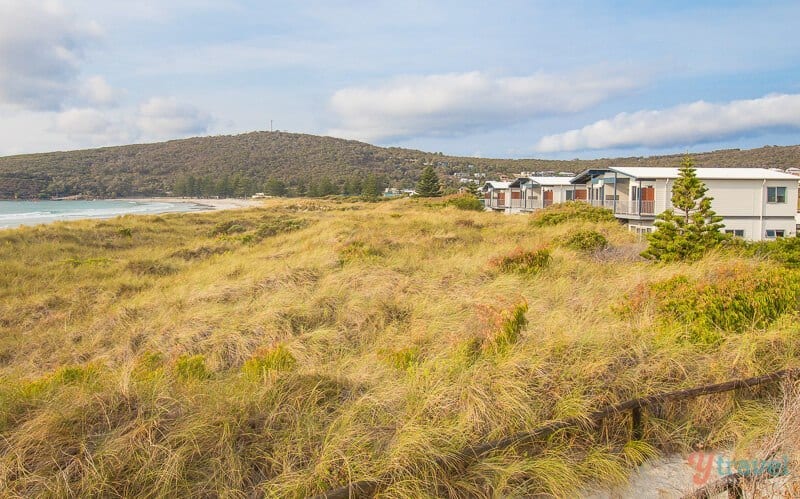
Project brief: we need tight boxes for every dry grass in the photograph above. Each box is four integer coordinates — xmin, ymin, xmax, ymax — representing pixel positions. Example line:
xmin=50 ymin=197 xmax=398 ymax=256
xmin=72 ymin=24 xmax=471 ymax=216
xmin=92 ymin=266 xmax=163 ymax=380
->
xmin=0 ymin=198 xmax=797 ymax=497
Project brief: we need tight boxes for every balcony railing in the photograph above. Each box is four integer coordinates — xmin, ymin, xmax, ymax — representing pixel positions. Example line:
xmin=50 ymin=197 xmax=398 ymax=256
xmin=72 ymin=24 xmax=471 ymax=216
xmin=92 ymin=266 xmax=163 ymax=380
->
xmin=588 ymin=199 xmax=655 ymax=216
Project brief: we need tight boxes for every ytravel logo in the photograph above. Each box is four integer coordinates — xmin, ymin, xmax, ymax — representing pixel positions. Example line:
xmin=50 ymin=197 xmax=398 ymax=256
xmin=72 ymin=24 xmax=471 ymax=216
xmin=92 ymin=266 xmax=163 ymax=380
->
xmin=688 ymin=451 xmax=790 ymax=486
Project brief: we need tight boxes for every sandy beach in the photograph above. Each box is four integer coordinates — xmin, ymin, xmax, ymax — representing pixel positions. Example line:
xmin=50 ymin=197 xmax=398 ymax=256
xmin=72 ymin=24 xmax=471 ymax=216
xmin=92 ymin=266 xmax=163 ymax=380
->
xmin=122 ymin=197 xmax=264 ymax=212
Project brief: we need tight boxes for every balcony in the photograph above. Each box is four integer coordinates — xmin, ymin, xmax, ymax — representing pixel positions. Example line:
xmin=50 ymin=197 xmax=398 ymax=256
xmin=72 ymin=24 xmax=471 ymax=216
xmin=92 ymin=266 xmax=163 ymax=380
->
xmin=589 ymin=199 xmax=654 ymax=216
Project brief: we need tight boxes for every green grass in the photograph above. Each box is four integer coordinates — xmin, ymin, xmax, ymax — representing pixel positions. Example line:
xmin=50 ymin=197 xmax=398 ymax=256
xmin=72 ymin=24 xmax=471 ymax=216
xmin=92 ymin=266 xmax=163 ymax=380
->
xmin=0 ymin=199 xmax=796 ymax=497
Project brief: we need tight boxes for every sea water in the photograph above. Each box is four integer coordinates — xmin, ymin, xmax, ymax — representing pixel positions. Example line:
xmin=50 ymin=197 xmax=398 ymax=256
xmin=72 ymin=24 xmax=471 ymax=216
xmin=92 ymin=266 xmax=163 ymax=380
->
xmin=0 ymin=200 xmax=206 ymax=229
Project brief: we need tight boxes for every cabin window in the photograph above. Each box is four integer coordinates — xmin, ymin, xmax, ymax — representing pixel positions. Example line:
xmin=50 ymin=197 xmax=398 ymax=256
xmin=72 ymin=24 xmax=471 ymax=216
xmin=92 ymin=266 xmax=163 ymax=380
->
xmin=767 ymin=186 xmax=787 ymax=203
xmin=765 ymin=229 xmax=785 ymax=238
xmin=565 ymin=190 xmax=575 ymax=201
xmin=724 ymin=229 xmax=744 ymax=238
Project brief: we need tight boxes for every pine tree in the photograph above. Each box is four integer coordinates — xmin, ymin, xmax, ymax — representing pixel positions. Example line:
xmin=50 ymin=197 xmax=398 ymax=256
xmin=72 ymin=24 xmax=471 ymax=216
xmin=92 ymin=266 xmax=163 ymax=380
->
xmin=416 ymin=165 xmax=442 ymax=197
xmin=464 ymin=181 xmax=480 ymax=198
xmin=361 ymin=174 xmax=380 ymax=199
xmin=642 ymin=156 xmax=728 ymax=261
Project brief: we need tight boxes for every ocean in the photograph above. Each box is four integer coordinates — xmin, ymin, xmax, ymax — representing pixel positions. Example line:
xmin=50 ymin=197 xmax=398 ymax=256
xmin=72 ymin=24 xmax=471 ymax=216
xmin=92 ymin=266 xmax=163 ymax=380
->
xmin=0 ymin=199 xmax=207 ymax=229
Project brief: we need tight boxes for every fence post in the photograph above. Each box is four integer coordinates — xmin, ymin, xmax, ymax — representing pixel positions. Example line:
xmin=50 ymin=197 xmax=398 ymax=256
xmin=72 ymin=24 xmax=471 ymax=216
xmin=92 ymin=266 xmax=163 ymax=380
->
xmin=631 ymin=406 xmax=643 ymax=440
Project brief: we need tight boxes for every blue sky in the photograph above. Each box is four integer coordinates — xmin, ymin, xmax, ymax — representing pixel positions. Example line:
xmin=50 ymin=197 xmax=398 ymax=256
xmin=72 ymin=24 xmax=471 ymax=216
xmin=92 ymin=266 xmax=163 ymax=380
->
xmin=1 ymin=1 xmax=799 ymax=160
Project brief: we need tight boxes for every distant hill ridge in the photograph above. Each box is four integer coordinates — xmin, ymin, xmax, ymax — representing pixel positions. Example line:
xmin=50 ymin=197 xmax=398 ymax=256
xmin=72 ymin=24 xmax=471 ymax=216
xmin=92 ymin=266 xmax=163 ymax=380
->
xmin=0 ymin=130 xmax=798 ymax=199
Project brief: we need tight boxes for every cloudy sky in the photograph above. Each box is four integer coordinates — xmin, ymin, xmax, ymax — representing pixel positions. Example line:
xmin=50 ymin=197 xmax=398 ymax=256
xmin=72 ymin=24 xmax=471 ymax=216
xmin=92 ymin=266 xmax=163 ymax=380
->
xmin=1 ymin=0 xmax=799 ymax=159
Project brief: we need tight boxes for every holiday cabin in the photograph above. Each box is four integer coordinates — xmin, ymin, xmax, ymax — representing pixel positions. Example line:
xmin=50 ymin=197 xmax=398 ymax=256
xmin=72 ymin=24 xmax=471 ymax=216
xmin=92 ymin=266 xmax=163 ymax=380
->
xmin=505 ymin=177 xmax=587 ymax=213
xmin=570 ymin=167 xmax=799 ymax=241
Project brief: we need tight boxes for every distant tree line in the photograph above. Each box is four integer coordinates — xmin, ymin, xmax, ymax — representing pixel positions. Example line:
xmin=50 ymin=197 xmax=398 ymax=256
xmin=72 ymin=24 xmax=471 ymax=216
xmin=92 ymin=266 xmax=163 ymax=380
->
xmin=173 ymin=173 xmax=389 ymax=198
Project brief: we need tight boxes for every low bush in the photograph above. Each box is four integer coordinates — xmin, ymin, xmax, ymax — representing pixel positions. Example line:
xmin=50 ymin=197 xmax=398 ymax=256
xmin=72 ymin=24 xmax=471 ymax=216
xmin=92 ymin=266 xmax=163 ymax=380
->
xmin=745 ymin=237 xmax=800 ymax=268
xmin=623 ymin=265 xmax=800 ymax=345
xmin=256 ymin=218 xmax=308 ymax=238
xmin=126 ymin=259 xmax=177 ymax=276
xmin=491 ymin=247 xmax=551 ymax=275
xmin=242 ymin=345 xmax=297 ymax=381
xmin=564 ymin=230 xmax=608 ymax=252
xmin=530 ymin=201 xmax=615 ymax=227
xmin=339 ymin=240 xmax=383 ymax=263
xmin=174 ymin=354 xmax=210 ymax=381
xmin=209 ymin=220 xmax=250 ymax=237
xmin=444 ymin=194 xmax=484 ymax=211
xmin=378 ymin=346 xmax=420 ymax=371
xmin=489 ymin=302 xmax=528 ymax=353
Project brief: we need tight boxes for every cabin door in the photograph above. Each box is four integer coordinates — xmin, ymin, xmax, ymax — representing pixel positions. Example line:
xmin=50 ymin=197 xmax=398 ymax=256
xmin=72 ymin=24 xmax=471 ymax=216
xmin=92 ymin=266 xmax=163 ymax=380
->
xmin=640 ymin=187 xmax=655 ymax=214
xmin=575 ymin=189 xmax=587 ymax=200
xmin=544 ymin=190 xmax=554 ymax=207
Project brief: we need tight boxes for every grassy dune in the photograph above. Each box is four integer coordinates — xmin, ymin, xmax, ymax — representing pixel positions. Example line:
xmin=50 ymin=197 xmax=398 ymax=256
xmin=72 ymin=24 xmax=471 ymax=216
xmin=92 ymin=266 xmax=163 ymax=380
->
xmin=0 ymin=198 xmax=798 ymax=497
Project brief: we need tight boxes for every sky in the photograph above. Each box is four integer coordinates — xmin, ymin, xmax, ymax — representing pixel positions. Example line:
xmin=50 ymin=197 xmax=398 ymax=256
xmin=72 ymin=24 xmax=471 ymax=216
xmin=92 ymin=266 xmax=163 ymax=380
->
xmin=1 ymin=0 xmax=799 ymax=160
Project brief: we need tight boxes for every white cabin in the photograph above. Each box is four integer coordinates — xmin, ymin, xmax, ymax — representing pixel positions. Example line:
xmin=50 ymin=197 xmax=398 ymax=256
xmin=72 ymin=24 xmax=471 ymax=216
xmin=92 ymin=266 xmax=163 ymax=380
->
xmin=571 ymin=167 xmax=799 ymax=241
xmin=505 ymin=177 xmax=587 ymax=213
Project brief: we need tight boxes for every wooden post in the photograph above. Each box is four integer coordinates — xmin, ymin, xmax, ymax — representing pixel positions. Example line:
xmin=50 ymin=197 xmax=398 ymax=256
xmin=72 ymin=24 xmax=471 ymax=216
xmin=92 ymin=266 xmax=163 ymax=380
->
xmin=631 ymin=406 xmax=643 ymax=440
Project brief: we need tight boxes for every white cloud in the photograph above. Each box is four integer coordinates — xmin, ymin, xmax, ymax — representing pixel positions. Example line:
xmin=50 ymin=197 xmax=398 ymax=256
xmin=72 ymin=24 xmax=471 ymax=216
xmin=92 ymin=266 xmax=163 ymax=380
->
xmin=0 ymin=0 xmax=102 ymax=110
xmin=327 ymin=71 xmax=639 ymax=142
xmin=137 ymin=97 xmax=213 ymax=139
xmin=55 ymin=108 xmax=110 ymax=135
xmin=535 ymin=93 xmax=800 ymax=152
xmin=80 ymin=76 xmax=120 ymax=106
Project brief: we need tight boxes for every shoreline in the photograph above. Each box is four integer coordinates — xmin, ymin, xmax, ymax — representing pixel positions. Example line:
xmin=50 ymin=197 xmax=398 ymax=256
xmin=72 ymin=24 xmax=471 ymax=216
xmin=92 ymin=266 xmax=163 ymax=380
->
xmin=0 ymin=197 xmax=263 ymax=231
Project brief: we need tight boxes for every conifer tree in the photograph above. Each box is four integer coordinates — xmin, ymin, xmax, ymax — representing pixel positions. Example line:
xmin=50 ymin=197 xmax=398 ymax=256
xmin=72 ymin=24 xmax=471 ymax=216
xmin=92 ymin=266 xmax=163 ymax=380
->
xmin=464 ymin=181 xmax=480 ymax=198
xmin=642 ymin=156 xmax=727 ymax=261
xmin=416 ymin=165 xmax=442 ymax=197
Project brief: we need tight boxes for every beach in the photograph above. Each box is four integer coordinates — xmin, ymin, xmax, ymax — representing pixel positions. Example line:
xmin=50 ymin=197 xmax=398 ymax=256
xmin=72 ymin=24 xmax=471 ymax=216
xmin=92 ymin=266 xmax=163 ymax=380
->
xmin=122 ymin=197 xmax=263 ymax=212
xmin=0 ymin=197 xmax=263 ymax=229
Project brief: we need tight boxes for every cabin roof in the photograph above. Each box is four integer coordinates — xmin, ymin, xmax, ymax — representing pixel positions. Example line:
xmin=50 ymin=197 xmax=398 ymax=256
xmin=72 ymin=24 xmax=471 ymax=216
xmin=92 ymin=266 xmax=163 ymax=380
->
xmin=509 ymin=176 xmax=575 ymax=187
xmin=572 ymin=167 xmax=799 ymax=183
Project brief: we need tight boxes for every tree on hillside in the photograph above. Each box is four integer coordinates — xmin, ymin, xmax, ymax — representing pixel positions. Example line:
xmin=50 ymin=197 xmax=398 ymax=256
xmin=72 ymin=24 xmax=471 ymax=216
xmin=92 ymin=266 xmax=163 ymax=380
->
xmin=642 ymin=156 xmax=728 ymax=261
xmin=264 ymin=178 xmax=287 ymax=197
xmin=416 ymin=165 xmax=442 ymax=197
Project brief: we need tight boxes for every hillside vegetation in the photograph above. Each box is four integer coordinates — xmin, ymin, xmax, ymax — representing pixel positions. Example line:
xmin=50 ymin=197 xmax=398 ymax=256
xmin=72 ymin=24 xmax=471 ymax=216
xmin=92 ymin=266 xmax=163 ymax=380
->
xmin=1 ymin=130 xmax=799 ymax=198
xmin=1 ymin=199 xmax=799 ymax=496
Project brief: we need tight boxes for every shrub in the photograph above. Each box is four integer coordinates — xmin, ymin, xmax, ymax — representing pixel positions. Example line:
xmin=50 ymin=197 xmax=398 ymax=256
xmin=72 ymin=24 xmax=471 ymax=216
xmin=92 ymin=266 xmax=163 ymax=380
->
xmin=20 ymin=364 xmax=99 ymax=399
xmin=209 ymin=220 xmax=250 ymax=237
xmin=491 ymin=302 xmax=528 ymax=353
xmin=476 ymin=301 xmax=528 ymax=354
xmin=117 ymin=227 xmax=133 ymax=238
xmin=62 ymin=257 xmax=112 ymax=267
xmin=174 ymin=354 xmax=210 ymax=381
xmin=378 ymin=347 xmax=421 ymax=371
xmin=491 ymin=247 xmax=551 ymax=275
xmin=242 ymin=345 xmax=297 ymax=381
xmin=624 ymin=265 xmax=800 ymax=345
xmin=171 ymin=245 xmax=229 ymax=261
xmin=339 ymin=240 xmax=383 ymax=263
xmin=126 ymin=259 xmax=177 ymax=276
xmin=256 ymin=218 xmax=308 ymax=238
xmin=530 ymin=201 xmax=615 ymax=227
xmin=444 ymin=194 xmax=484 ymax=211
xmin=132 ymin=352 xmax=165 ymax=381
xmin=746 ymin=237 xmax=800 ymax=268
xmin=564 ymin=230 xmax=608 ymax=252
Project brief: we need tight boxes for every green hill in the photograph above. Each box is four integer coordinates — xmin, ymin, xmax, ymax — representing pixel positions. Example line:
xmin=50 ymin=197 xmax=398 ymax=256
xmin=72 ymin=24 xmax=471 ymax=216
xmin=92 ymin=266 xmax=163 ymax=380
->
xmin=1 ymin=130 xmax=799 ymax=198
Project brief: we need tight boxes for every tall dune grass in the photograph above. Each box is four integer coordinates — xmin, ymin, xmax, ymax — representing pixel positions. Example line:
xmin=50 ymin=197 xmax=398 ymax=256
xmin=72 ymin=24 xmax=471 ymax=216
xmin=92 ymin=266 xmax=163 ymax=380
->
xmin=0 ymin=198 xmax=797 ymax=496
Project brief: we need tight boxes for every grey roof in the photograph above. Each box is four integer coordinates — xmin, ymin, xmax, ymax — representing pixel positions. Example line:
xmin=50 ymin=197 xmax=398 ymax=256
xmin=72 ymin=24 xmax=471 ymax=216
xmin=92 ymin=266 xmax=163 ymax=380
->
xmin=481 ymin=181 xmax=510 ymax=190
xmin=509 ymin=176 xmax=575 ymax=187
xmin=572 ymin=167 xmax=799 ymax=183
xmin=611 ymin=167 xmax=799 ymax=180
